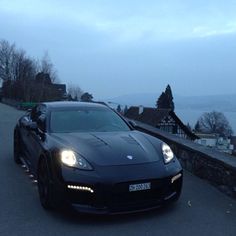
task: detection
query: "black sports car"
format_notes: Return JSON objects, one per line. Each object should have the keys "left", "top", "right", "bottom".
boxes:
{"left": 14, "top": 101, "right": 183, "bottom": 214}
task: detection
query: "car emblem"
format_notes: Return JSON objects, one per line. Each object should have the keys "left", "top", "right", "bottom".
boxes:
{"left": 127, "top": 155, "right": 133, "bottom": 160}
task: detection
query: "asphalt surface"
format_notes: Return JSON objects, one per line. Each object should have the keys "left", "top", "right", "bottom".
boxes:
{"left": 0, "top": 103, "right": 235, "bottom": 236}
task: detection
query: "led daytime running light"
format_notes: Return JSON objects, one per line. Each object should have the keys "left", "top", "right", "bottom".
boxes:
{"left": 67, "top": 185, "right": 94, "bottom": 193}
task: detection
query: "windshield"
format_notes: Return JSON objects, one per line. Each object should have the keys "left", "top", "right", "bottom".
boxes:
{"left": 50, "top": 107, "right": 131, "bottom": 133}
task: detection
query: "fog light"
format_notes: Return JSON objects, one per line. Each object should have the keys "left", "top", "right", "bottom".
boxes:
{"left": 171, "top": 173, "right": 182, "bottom": 183}
{"left": 67, "top": 185, "right": 94, "bottom": 193}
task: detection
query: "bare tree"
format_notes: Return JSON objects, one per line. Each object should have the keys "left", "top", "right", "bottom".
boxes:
{"left": 0, "top": 39, "right": 67, "bottom": 102}
{"left": 67, "top": 84, "right": 83, "bottom": 101}
{"left": 20, "top": 57, "right": 37, "bottom": 101}
{"left": 196, "top": 111, "right": 233, "bottom": 137}
{"left": 0, "top": 40, "right": 16, "bottom": 81}
{"left": 12, "top": 49, "right": 26, "bottom": 81}
{"left": 0, "top": 40, "right": 38, "bottom": 101}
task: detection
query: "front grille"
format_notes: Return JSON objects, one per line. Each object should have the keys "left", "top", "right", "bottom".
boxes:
{"left": 108, "top": 179, "right": 170, "bottom": 209}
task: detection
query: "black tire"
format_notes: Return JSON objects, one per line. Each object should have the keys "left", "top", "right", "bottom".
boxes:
{"left": 14, "top": 129, "right": 22, "bottom": 164}
{"left": 37, "top": 157, "right": 56, "bottom": 210}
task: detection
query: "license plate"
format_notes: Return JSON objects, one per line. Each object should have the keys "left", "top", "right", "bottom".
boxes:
{"left": 129, "top": 182, "right": 151, "bottom": 192}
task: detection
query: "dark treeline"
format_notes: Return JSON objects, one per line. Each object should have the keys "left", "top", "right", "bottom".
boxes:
{"left": 0, "top": 39, "right": 66, "bottom": 102}
{"left": 156, "top": 84, "right": 175, "bottom": 111}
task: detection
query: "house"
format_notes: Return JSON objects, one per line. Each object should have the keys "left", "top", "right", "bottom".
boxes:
{"left": 0, "top": 72, "right": 67, "bottom": 102}
{"left": 195, "top": 133, "right": 234, "bottom": 154}
{"left": 48, "top": 83, "right": 67, "bottom": 100}
{"left": 34, "top": 72, "right": 67, "bottom": 101}
{"left": 125, "top": 106, "right": 198, "bottom": 140}
{"left": 195, "top": 133, "right": 217, "bottom": 147}
{"left": 230, "top": 136, "right": 236, "bottom": 156}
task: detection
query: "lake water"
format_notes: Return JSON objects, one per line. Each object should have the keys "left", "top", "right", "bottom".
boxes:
{"left": 176, "top": 109, "right": 236, "bottom": 134}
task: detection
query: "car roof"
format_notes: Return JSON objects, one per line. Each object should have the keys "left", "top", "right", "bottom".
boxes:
{"left": 42, "top": 101, "right": 108, "bottom": 110}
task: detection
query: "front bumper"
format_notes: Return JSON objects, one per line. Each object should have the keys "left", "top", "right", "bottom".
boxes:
{"left": 54, "top": 160, "right": 183, "bottom": 214}
{"left": 70, "top": 174, "right": 182, "bottom": 214}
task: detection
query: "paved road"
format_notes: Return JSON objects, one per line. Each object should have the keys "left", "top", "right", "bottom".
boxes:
{"left": 0, "top": 103, "right": 235, "bottom": 236}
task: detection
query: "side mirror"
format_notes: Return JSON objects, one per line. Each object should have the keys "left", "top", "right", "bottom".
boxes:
{"left": 20, "top": 116, "right": 30, "bottom": 127}
{"left": 26, "top": 121, "right": 38, "bottom": 131}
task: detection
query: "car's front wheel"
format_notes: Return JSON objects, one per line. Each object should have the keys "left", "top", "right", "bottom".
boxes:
{"left": 37, "top": 157, "right": 56, "bottom": 210}
{"left": 14, "top": 129, "right": 22, "bottom": 164}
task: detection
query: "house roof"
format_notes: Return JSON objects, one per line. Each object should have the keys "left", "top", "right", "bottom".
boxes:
{"left": 125, "top": 107, "right": 170, "bottom": 125}
{"left": 125, "top": 106, "right": 198, "bottom": 140}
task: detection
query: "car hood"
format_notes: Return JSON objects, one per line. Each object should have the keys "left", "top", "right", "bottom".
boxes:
{"left": 51, "top": 131, "right": 162, "bottom": 166}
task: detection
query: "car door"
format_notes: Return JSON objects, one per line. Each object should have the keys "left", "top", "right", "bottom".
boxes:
{"left": 26, "top": 104, "right": 47, "bottom": 173}
{"left": 19, "top": 112, "right": 32, "bottom": 160}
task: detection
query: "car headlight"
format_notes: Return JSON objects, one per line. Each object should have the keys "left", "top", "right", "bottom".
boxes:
{"left": 162, "top": 143, "right": 174, "bottom": 164}
{"left": 61, "top": 150, "right": 93, "bottom": 170}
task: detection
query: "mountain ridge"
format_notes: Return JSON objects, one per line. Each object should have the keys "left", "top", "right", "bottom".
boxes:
{"left": 106, "top": 93, "right": 236, "bottom": 112}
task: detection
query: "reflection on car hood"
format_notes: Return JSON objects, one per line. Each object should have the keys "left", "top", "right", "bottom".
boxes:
{"left": 51, "top": 130, "right": 162, "bottom": 166}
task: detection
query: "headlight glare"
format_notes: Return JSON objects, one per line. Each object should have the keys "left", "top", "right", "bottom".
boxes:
{"left": 60, "top": 150, "right": 92, "bottom": 170}
{"left": 61, "top": 150, "right": 77, "bottom": 167}
{"left": 162, "top": 143, "right": 174, "bottom": 164}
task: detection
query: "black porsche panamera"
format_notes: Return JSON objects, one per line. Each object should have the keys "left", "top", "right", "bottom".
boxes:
{"left": 14, "top": 101, "right": 182, "bottom": 214}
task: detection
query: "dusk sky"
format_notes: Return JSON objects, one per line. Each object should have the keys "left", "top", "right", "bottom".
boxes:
{"left": 1, "top": 0, "right": 236, "bottom": 99}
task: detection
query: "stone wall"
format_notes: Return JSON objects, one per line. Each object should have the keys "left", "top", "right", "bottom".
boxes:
{"left": 1, "top": 98, "right": 19, "bottom": 107}
{"left": 134, "top": 121, "right": 236, "bottom": 199}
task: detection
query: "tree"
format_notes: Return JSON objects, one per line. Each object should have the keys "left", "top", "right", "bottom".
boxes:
{"left": 194, "top": 121, "right": 201, "bottom": 132}
{"left": 195, "top": 111, "right": 233, "bottom": 137}
{"left": 17, "top": 56, "right": 37, "bottom": 101}
{"left": 116, "top": 104, "right": 121, "bottom": 113}
{"left": 156, "top": 92, "right": 167, "bottom": 109}
{"left": 80, "top": 92, "right": 93, "bottom": 102}
{"left": 0, "top": 40, "right": 37, "bottom": 101}
{"left": 67, "top": 84, "right": 83, "bottom": 101}
{"left": 124, "top": 105, "right": 128, "bottom": 115}
{"left": 0, "top": 39, "right": 64, "bottom": 102}
{"left": 165, "top": 84, "right": 174, "bottom": 110}
{"left": 156, "top": 84, "right": 174, "bottom": 110}
{"left": 186, "top": 123, "right": 192, "bottom": 131}
{"left": 0, "top": 40, "right": 15, "bottom": 81}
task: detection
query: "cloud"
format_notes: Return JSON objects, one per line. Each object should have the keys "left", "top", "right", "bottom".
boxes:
{"left": 1, "top": 0, "right": 236, "bottom": 98}
{"left": 2, "top": 0, "right": 236, "bottom": 43}
{"left": 192, "top": 23, "right": 236, "bottom": 38}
